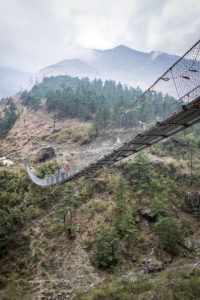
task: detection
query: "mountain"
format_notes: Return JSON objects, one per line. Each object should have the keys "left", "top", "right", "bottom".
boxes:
{"left": 33, "top": 45, "right": 179, "bottom": 89}
{"left": 31, "top": 59, "right": 100, "bottom": 86}
{"left": 0, "top": 67, "right": 31, "bottom": 99}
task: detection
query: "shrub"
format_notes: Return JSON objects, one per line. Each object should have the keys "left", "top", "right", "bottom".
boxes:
{"left": 36, "top": 160, "right": 61, "bottom": 178}
{"left": 113, "top": 175, "right": 129, "bottom": 215}
{"left": 78, "top": 277, "right": 153, "bottom": 300}
{"left": 125, "top": 152, "right": 152, "bottom": 192}
{"left": 89, "top": 199, "right": 107, "bottom": 213}
{"left": 93, "top": 226, "right": 120, "bottom": 268}
{"left": 171, "top": 271, "right": 200, "bottom": 299}
{"left": 150, "top": 195, "right": 170, "bottom": 218}
{"left": 153, "top": 217, "right": 183, "bottom": 254}
{"left": 0, "top": 99, "right": 18, "bottom": 139}
{"left": 115, "top": 210, "right": 137, "bottom": 248}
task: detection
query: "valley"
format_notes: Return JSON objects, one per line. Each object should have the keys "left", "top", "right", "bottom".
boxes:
{"left": 0, "top": 73, "right": 199, "bottom": 299}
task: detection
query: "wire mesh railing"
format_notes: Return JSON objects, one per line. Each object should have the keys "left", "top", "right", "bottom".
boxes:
{"left": 27, "top": 39, "right": 200, "bottom": 186}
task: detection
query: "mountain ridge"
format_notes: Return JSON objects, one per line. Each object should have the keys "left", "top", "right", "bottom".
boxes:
{"left": 33, "top": 45, "right": 180, "bottom": 89}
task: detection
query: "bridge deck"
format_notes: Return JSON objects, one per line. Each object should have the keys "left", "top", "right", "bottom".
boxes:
{"left": 72, "top": 96, "right": 200, "bottom": 179}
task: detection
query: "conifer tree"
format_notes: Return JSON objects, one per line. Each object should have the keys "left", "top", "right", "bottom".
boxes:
{"left": 113, "top": 175, "right": 129, "bottom": 216}
{"left": 153, "top": 217, "right": 183, "bottom": 254}
{"left": 113, "top": 176, "right": 137, "bottom": 248}
{"left": 117, "top": 210, "right": 137, "bottom": 248}
{"left": 93, "top": 226, "right": 120, "bottom": 268}
{"left": 125, "top": 152, "right": 152, "bottom": 190}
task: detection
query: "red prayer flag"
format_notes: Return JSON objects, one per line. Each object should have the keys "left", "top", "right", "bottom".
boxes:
{"left": 181, "top": 76, "right": 190, "bottom": 80}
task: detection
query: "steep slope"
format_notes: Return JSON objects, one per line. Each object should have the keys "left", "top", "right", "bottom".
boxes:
{"left": 0, "top": 76, "right": 199, "bottom": 300}
{"left": 0, "top": 153, "right": 200, "bottom": 300}
{"left": 0, "top": 95, "right": 92, "bottom": 161}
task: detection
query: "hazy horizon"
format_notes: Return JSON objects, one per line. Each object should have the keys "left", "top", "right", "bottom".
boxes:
{"left": 0, "top": 43, "right": 181, "bottom": 74}
{"left": 0, "top": 0, "right": 199, "bottom": 73}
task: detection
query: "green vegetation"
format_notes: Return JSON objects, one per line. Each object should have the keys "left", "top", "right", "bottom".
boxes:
{"left": 20, "top": 91, "right": 41, "bottom": 110}
{"left": 171, "top": 270, "right": 200, "bottom": 299}
{"left": 0, "top": 148, "right": 200, "bottom": 298}
{"left": 93, "top": 226, "right": 120, "bottom": 268}
{"left": 91, "top": 175, "right": 137, "bottom": 268}
{"left": 153, "top": 217, "right": 183, "bottom": 254}
{"left": 150, "top": 195, "right": 170, "bottom": 218}
{"left": 1, "top": 74, "right": 200, "bottom": 299}
{"left": 89, "top": 149, "right": 199, "bottom": 269}
{"left": 21, "top": 75, "right": 179, "bottom": 134}
{"left": 125, "top": 152, "right": 152, "bottom": 192}
{"left": 35, "top": 160, "right": 61, "bottom": 178}
{"left": 78, "top": 269, "right": 200, "bottom": 300}
{"left": 150, "top": 125, "right": 200, "bottom": 187}
{"left": 55, "top": 182, "right": 79, "bottom": 238}
{"left": 0, "top": 168, "right": 63, "bottom": 249}
{"left": 77, "top": 277, "right": 153, "bottom": 300}
{"left": 77, "top": 256, "right": 200, "bottom": 300}
{"left": 0, "top": 98, "right": 18, "bottom": 139}
{"left": 124, "top": 152, "right": 184, "bottom": 205}
{"left": 113, "top": 175, "right": 137, "bottom": 248}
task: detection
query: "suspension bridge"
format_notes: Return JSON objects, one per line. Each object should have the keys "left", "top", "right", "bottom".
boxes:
{"left": 1, "top": 39, "right": 200, "bottom": 248}
{"left": 27, "top": 39, "right": 200, "bottom": 187}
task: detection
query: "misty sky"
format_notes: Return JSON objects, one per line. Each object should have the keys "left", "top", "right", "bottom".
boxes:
{"left": 0, "top": 0, "right": 200, "bottom": 72}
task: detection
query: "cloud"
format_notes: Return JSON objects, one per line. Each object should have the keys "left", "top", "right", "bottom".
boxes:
{"left": 0, "top": 0, "right": 199, "bottom": 72}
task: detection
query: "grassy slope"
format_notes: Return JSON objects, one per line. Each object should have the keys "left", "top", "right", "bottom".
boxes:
{"left": 0, "top": 147, "right": 199, "bottom": 299}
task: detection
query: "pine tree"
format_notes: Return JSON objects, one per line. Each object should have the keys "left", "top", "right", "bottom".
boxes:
{"left": 125, "top": 152, "right": 152, "bottom": 191}
{"left": 93, "top": 226, "right": 120, "bottom": 268}
{"left": 150, "top": 195, "right": 170, "bottom": 218}
{"left": 113, "top": 176, "right": 137, "bottom": 248}
{"left": 153, "top": 217, "right": 183, "bottom": 254}
{"left": 113, "top": 175, "right": 129, "bottom": 216}
{"left": 56, "top": 183, "right": 78, "bottom": 238}
{"left": 117, "top": 210, "right": 137, "bottom": 248}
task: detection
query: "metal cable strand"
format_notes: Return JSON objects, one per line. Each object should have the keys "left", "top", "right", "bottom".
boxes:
{"left": 2, "top": 39, "right": 200, "bottom": 248}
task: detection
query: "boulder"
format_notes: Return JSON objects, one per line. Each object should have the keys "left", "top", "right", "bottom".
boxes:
{"left": 191, "top": 261, "right": 200, "bottom": 274}
{"left": 192, "top": 239, "right": 200, "bottom": 254}
{"left": 37, "top": 147, "right": 56, "bottom": 162}
{"left": 136, "top": 215, "right": 141, "bottom": 223}
{"left": 184, "top": 239, "right": 193, "bottom": 251}
{"left": 142, "top": 257, "right": 164, "bottom": 272}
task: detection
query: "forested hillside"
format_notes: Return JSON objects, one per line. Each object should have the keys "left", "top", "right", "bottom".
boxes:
{"left": 0, "top": 98, "right": 18, "bottom": 139}
{"left": 21, "top": 75, "right": 179, "bottom": 134}
{"left": 0, "top": 75, "right": 199, "bottom": 300}
{"left": 0, "top": 150, "right": 200, "bottom": 299}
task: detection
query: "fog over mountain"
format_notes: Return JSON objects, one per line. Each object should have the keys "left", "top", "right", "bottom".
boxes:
{"left": 1, "top": 44, "right": 180, "bottom": 98}
{"left": 0, "top": 67, "right": 31, "bottom": 99}
{"left": 33, "top": 45, "right": 179, "bottom": 90}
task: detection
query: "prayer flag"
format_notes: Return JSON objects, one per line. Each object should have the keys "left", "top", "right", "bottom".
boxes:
{"left": 189, "top": 69, "right": 199, "bottom": 72}
{"left": 181, "top": 76, "right": 190, "bottom": 80}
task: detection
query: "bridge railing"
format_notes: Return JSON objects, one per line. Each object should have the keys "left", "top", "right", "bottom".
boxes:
{"left": 27, "top": 39, "right": 200, "bottom": 186}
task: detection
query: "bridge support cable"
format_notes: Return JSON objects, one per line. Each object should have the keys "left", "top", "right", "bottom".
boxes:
{"left": 26, "top": 39, "right": 200, "bottom": 187}
{"left": 0, "top": 41, "right": 200, "bottom": 247}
